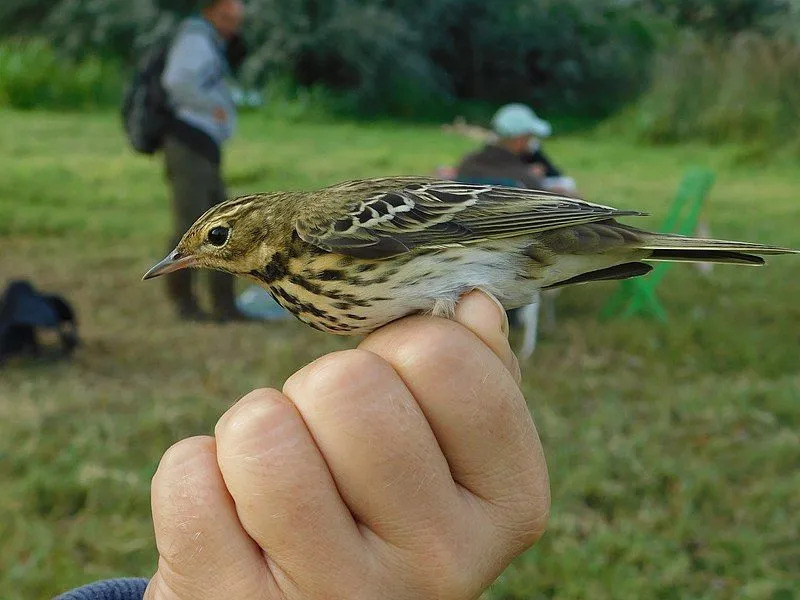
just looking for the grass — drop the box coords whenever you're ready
[622,32,800,153]
[0,40,122,110]
[1,109,798,600]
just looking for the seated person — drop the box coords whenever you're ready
[455,103,577,196]
[456,103,546,189]
[521,137,577,196]
[455,104,565,336]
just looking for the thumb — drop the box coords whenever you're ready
[453,289,520,383]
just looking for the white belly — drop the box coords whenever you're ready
[270,243,626,335]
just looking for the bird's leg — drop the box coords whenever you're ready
[517,293,540,360]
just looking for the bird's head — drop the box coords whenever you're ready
[143,193,299,280]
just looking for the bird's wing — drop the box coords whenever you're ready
[295,178,645,259]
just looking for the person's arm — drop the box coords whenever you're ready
[56,578,148,600]
[522,147,562,177]
[161,32,228,119]
[517,168,547,189]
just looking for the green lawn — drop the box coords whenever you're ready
[1,109,798,600]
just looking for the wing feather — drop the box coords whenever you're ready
[295,178,644,259]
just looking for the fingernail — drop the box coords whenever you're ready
[484,291,510,337]
[464,289,508,337]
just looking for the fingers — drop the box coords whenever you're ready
[454,290,520,383]
[214,388,368,598]
[146,436,277,600]
[360,292,548,525]
[147,290,547,600]
[282,349,460,546]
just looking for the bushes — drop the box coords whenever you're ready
[0,0,660,119]
[2,0,799,146]
[0,40,121,110]
[628,32,800,146]
[238,0,661,119]
[638,0,792,35]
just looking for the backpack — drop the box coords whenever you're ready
[121,39,174,155]
[0,280,79,363]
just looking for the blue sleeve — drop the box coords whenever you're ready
[162,31,227,113]
[55,578,148,600]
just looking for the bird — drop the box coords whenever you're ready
[143,176,797,334]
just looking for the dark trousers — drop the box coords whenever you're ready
[163,134,236,316]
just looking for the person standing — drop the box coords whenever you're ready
[161,0,245,321]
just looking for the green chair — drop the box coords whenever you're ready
[600,167,716,322]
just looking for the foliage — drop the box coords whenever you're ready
[0,0,52,35]
[637,0,792,35]
[238,0,661,118]
[1,0,661,119]
[625,31,800,147]
[1,109,799,599]
[0,40,121,110]
[1,0,799,134]
[0,0,183,52]
[241,0,452,118]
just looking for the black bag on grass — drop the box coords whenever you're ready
[0,280,78,363]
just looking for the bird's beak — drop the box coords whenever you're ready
[142,250,198,280]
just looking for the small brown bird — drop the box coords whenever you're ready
[143,177,797,334]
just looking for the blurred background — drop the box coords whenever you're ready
[1,1,799,598]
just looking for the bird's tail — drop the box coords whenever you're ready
[637,232,799,266]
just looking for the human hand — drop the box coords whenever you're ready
[549,185,571,196]
[529,163,546,179]
[144,290,550,600]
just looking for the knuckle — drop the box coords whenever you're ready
[415,533,477,599]
[153,436,215,488]
[240,386,284,404]
[391,319,468,375]
[284,348,395,401]
[503,507,550,553]
[215,387,288,441]
[516,491,551,544]
[373,515,480,599]
[493,482,551,550]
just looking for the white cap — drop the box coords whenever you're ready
[491,103,552,138]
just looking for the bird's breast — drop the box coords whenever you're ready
[258,243,541,335]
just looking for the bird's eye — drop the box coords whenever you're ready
[207,226,229,247]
